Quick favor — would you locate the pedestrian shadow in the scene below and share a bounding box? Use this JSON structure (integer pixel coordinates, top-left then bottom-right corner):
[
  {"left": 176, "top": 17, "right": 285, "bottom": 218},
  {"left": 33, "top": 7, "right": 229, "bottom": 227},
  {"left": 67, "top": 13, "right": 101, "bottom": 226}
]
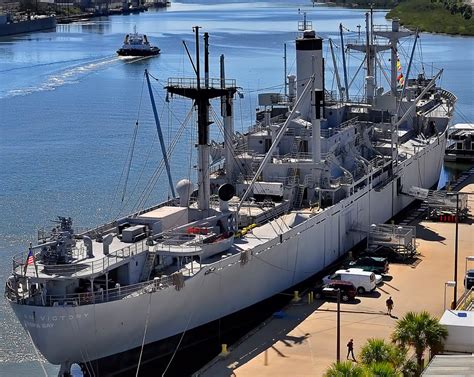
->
[{"left": 280, "top": 333, "right": 310, "bottom": 347}]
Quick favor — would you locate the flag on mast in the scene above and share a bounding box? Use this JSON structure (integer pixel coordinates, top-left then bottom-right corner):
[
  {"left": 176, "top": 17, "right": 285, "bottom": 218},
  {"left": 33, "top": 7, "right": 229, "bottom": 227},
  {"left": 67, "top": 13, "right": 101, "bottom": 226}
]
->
[
  {"left": 396, "top": 57, "right": 404, "bottom": 87},
  {"left": 23, "top": 245, "right": 36, "bottom": 276}
]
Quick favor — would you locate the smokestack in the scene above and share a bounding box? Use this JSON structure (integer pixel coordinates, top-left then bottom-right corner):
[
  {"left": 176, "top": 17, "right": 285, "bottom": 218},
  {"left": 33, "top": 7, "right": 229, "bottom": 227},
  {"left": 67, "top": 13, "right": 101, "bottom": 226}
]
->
[{"left": 296, "top": 29, "right": 323, "bottom": 120}]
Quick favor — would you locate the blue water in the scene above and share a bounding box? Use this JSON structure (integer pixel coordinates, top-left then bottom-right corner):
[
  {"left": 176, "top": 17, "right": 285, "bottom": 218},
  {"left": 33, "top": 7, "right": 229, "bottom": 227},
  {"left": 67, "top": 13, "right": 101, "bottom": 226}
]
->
[{"left": 0, "top": 1, "right": 473, "bottom": 375}]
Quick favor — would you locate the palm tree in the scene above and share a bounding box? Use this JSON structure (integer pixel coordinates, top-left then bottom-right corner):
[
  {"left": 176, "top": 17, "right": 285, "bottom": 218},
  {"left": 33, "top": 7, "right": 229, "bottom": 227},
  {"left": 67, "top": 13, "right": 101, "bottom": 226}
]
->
[
  {"left": 324, "top": 361, "right": 366, "bottom": 377},
  {"left": 359, "top": 338, "right": 417, "bottom": 376},
  {"left": 389, "top": 345, "right": 418, "bottom": 377},
  {"left": 391, "top": 311, "right": 448, "bottom": 371},
  {"left": 359, "top": 338, "right": 393, "bottom": 365},
  {"left": 366, "top": 361, "right": 400, "bottom": 377}
]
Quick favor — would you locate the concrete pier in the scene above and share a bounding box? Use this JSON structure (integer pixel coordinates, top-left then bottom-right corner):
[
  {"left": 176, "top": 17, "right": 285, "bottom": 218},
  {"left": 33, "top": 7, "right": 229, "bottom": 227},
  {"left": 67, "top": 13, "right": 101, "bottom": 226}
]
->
[{"left": 197, "top": 173, "right": 474, "bottom": 377}]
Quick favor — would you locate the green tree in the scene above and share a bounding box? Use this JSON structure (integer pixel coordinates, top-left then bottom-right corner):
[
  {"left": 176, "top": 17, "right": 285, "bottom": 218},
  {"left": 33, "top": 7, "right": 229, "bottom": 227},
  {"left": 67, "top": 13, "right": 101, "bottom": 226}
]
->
[
  {"left": 389, "top": 346, "right": 418, "bottom": 377},
  {"left": 391, "top": 311, "right": 448, "bottom": 372},
  {"left": 359, "top": 338, "right": 417, "bottom": 376},
  {"left": 324, "top": 361, "right": 366, "bottom": 377},
  {"left": 463, "top": 6, "right": 472, "bottom": 19},
  {"left": 360, "top": 338, "right": 392, "bottom": 365},
  {"left": 366, "top": 361, "right": 400, "bottom": 377}
]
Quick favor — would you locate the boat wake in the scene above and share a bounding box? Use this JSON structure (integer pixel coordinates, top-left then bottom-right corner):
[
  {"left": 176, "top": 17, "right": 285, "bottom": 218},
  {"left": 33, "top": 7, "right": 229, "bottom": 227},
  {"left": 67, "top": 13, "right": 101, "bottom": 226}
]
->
[
  {"left": 118, "top": 55, "right": 156, "bottom": 64},
  {"left": 1, "top": 55, "right": 120, "bottom": 99}
]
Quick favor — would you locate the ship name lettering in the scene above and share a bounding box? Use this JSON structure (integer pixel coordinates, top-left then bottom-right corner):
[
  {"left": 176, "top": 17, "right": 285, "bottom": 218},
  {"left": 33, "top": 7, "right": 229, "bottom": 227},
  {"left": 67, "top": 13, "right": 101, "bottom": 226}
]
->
[
  {"left": 23, "top": 313, "right": 89, "bottom": 322},
  {"left": 24, "top": 320, "right": 55, "bottom": 329}
]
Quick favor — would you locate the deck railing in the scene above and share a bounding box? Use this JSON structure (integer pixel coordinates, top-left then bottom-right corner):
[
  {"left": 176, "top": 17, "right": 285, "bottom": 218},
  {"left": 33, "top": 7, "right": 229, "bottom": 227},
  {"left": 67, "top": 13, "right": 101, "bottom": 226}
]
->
[
  {"left": 13, "top": 240, "right": 148, "bottom": 277},
  {"left": 7, "top": 269, "right": 191, "bottom": 307},
  {"left": 167, "top": 77, "right": 236, "bottom": 90}
]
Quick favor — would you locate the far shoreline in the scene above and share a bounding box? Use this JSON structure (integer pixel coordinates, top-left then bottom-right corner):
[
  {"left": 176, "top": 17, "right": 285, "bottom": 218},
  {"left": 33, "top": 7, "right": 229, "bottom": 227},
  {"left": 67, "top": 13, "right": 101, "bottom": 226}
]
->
[{"left": 312, "top": 0, "right": 474, "bottom": 36}]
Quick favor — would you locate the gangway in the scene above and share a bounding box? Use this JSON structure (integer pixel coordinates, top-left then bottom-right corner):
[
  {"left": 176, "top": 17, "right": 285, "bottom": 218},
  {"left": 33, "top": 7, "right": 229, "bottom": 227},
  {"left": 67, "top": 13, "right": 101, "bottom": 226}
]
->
[
  {"left": 405, "top": 186, "right": 469, "bottom": 221},
  {"left": 366, "top": 224, "right": 417, "bottom": 260}
]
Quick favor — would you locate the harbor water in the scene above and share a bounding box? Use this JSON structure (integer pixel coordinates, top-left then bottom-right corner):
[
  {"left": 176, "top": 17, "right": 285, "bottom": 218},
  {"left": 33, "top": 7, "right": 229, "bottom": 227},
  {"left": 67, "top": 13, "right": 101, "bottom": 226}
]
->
[{"left": 0, "top": 1, "right": 473, "bottom": 375}]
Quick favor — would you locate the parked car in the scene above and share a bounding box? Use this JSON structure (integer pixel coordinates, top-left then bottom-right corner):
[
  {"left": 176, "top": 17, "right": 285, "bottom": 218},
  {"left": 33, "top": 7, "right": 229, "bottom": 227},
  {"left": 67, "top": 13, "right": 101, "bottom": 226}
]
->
[
  {"left": 322, "top": 269, "right": 377, "bottom": 294},
  {"left": 465, "top": 269, "right": 474, "bottom": 290},
  {"left": 346, "top": 256, "right": 389, "bottom": 274},
  {"left": 314, "top": 280, "right": 357, "bottom": 302}
]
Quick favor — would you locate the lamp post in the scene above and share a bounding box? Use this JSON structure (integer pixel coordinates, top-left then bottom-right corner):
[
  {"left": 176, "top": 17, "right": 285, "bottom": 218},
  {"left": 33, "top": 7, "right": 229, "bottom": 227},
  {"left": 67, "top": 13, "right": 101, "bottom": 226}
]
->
[
  {"left": 336, "top": 288, "right": 341, "bottom": 362},
  {"left": 454, "top": 192, "right": 459, "bottom": 306},
  {"left": 444, "top": 281, "right": 456, "bottom": 311},
  {"left": 326, "top": 286, "right": 341, "bottom": 361},
  {"left": 447, "top": 191, "right": 473, "bottom": 306}
]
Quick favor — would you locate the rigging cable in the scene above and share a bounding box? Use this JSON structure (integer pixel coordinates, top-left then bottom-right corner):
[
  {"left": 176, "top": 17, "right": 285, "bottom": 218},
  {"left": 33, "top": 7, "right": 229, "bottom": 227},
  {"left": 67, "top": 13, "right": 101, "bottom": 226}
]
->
[
  {"left": 135, "top": 289, "right": 153, "bottom": 377},
  {"left": 131, "top": 106, "right": 194, "bottom": 213},
  {"left": 208, "top": 107, "right": 289, "bottom": 235},
  {"left": 108, "top": 74, "right": 146, "bottom": 218},
  {"left": 161, "top": 266, "right": 209, "bottom": 377},
  {"left": 25, "top": 329, "right": 48, "bottom": 377},
  {"left": 121, "top": 120, "right": 140, "bottom": 203},
  {"left": 120, "top": 74, "right": 192, "bottom": 213},
  {"left": 209, "top": 107, "right": 254, "bottom": 179}
]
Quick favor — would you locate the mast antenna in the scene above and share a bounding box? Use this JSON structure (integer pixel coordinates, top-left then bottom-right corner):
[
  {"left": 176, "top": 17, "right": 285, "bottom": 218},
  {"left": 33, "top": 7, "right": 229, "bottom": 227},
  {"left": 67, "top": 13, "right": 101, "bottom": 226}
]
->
[{"left": 166, "top": 28, "right": 237, "bottom": 212}]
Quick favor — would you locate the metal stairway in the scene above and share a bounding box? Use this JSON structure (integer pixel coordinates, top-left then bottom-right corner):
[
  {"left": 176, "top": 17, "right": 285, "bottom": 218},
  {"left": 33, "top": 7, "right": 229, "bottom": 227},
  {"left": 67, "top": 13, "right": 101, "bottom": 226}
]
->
[
  {"left": 293, "top": 175, "right": 313, "bottom": 208},
  {"left": 140, "top": 251, "right": 156, "bottom": 282}
]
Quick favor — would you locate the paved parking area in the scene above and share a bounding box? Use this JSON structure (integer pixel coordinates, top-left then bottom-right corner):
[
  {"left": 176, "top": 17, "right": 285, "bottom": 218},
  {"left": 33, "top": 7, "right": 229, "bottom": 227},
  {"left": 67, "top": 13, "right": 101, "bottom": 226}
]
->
[{"left": 198, "top": 181, "right": 474, "bottom": 377}]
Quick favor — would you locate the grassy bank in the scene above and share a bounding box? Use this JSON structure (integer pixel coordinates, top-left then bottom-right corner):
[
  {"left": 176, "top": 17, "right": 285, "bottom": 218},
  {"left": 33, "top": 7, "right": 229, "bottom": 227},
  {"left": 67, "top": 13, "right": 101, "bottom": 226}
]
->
[{"left": 387, "top": 0, "right": 474, "bottom": 36}]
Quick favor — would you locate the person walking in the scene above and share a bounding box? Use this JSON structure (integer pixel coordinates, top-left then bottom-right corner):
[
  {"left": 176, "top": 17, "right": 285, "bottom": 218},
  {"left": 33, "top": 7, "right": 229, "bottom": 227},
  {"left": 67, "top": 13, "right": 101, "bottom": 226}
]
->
[
  {"left": 346, "top": 338, "right": 356, "bottom": 361},
  {"left": 386, "top": 296, "right": 394, "bottom": 315}
]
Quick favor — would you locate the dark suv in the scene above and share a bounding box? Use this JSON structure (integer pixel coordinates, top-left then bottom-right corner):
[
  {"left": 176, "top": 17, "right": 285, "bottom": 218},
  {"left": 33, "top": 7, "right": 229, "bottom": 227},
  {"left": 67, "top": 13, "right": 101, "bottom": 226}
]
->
[
  {"left": 314, "top": 280, "right": 357, "bottom": 302},
  {"left": 347, "top": 256, "right": 389, "bottom": 274}
]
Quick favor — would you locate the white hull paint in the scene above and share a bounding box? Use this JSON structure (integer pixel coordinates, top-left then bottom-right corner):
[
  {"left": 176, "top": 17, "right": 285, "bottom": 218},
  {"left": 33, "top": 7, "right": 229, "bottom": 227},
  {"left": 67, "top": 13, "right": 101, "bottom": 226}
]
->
[{"left": 12, "top": 132, "right": 446, "bottom": 365}]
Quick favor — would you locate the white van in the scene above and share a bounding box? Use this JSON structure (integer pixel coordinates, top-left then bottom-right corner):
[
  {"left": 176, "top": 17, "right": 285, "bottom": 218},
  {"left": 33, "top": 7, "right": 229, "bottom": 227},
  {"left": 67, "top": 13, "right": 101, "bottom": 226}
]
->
[
  {"left": 322, "top": 269, "right": 377, "bottom": 294},
  {"left": 346, "top": 268, "right": 383, "bottom": 285}
]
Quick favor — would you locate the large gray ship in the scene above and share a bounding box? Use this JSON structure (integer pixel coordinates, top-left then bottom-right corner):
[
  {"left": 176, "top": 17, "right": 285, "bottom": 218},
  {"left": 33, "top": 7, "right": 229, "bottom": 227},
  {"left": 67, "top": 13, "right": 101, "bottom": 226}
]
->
[
  {"left": 0, "top": 13, "right": 56, "bottom": 36},
  {"left": 5, "top": 14, "right": 455, "bottom": 376}
]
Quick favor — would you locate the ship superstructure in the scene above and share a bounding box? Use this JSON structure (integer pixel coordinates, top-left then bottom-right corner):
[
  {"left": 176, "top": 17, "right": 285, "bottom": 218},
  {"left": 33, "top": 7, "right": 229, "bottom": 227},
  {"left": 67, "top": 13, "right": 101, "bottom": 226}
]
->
[{"left": 5, "top": 15, "right": 455, "bottom": 376}]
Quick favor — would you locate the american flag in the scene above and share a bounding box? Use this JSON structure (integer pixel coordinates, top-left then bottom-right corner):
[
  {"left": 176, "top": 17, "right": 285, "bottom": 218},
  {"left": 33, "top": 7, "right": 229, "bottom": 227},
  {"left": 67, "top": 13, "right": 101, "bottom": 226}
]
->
[
  {"left": 25, "top": 249, "right": 34, "bottom": 266},
  {"left": 23, "top": 247, "right": 37, "bottom": 276}
]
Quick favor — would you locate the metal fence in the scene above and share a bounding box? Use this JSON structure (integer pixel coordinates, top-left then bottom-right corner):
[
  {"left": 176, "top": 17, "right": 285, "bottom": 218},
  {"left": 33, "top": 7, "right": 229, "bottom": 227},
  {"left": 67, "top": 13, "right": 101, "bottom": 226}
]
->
[
  {"left": 167, "top": 77, "right": 236, "bottom": 90},
  {"left": 8, "top": 269, "right": 189, "bottom": 307},
  {"left": 13, "top": 240, "right": 148, "bottom": 277}
]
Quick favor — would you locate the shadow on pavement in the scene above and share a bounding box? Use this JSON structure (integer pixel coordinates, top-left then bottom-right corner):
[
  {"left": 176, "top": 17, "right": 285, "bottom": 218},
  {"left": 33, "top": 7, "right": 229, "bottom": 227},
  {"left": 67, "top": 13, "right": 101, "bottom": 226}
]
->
[
  {"left": 199, "top": 300, "right": 326, "bottom": 376},
  {"left": 416, "top": 223, "right": 446, "bottom": 242}
]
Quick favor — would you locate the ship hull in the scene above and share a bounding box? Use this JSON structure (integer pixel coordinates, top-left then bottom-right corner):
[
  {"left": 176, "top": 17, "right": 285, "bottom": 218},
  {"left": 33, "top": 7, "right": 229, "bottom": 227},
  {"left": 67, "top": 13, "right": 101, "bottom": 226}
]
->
[
  {"left": 81, "top": 291, "right": 293, "bottom": 376},
  {"left": 0, "top": 17, "right": 56, "bottom": 37},
  {"left": 10, "top": 131, "right": 447, "bottom": 368},
  {"left": 116, "top": 48, "right": 160, "bottom": 57}
]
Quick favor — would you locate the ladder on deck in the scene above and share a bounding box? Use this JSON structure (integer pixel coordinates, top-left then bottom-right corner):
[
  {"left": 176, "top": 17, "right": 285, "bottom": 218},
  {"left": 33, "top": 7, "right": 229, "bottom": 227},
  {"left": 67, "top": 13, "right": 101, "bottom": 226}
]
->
[
  {"left": 293, "top": 185, "right": 305, "bottom": 208},
  {"left": 293, "top": 175, "right": 313, "bottom": 209},
  {"left": 140, "top": 251, "right": 156, "bottom": 282}
]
